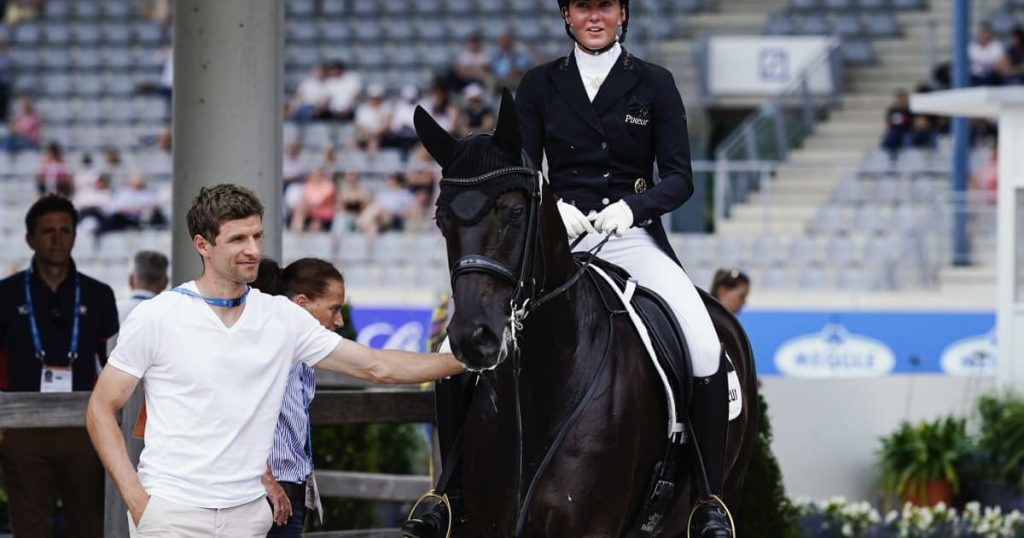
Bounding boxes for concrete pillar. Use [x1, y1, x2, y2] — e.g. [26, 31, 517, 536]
[170, 0, 283, 284]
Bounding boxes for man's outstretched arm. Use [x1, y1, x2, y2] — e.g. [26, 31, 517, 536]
[314, 337, 463, 384]
[86, 366, 149, 525]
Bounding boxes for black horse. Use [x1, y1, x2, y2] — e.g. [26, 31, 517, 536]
[413, 90, 758, 537]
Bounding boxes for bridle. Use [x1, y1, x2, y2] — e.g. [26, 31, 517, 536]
[443, 165, 608, 366]
[439, 163, 614, 537]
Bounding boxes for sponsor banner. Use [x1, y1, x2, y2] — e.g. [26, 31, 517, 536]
[351, 307, 433, 352]
[707, 36, 836, 96]
[351, 307, 997, 378]
[738, 310, 996, 377]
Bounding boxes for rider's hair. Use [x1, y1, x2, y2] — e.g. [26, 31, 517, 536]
[282, 258, 344, 301]
[185, 184, 264, 244]
[251, 258, 284, 296]
[710, 268, 750, 299]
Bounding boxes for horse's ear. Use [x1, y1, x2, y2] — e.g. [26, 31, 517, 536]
[492, 88, 522, 157]
[414, 106, 457, 167]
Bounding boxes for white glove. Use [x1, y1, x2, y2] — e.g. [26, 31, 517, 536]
[557, 199, 596, 238]
[591, 200, 634, 236]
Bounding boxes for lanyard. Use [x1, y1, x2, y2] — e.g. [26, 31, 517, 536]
[303, 366, 314, 463]
[24, 267, 81, 365]
[170, 285, 249, 308]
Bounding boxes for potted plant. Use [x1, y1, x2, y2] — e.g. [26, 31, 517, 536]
[877, 417, 972, 507]
[970, 392, 1024, 512]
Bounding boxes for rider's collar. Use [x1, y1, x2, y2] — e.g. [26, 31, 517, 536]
[574, 41, 621, 75]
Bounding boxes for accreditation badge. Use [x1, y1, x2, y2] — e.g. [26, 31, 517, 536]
[40, 366, 73, 393]
[306, 471, 324, 524]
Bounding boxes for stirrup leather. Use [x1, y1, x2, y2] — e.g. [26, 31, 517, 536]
[685, 495, 735, 538]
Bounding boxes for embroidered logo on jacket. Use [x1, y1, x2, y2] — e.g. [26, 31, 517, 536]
[625, 100, 652, 127]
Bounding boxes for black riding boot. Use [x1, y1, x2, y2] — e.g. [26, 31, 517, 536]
[688, 354, 733, 538]
[401, 374, 472, 538]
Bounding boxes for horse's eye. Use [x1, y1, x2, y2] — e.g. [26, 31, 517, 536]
[511, 207, 525, 219]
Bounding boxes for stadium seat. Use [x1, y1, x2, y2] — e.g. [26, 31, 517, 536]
[865, 12, 900, 37]
[825, 233, 856, 265]
[70, 1, 101, 19]
[840, 39, 875, 65]
[761, 265, 792, 290]
[794, 14, 831, 35]
[798, 264, 829, 289]
[791, 0, 821, 11]
[832, 14, 865, 37]
[287, 0, 316, 17]
[765, 12, 797, 35]
[891, 0, 923, 9]
[322, 0, 347, 16]
[823, 0, 855, 10]
[857, 0, 890, 8]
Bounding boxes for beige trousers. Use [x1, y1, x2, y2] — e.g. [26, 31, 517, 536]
[128, 495, 273, 537]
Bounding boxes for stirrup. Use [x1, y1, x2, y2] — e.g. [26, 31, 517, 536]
[685, 494, 735, 538]
[405, 490, 453, 538]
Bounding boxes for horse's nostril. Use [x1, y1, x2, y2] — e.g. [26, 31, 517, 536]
[471, 325, 497, 351]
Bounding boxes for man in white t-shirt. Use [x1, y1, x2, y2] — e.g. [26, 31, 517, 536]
[85, 184, 463, 537]
[969, 22, 1005, 85]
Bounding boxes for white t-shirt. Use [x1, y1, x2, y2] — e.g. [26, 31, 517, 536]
[107, 282, 342, 508]
[326, 72, 363, 114]
[969, 40, 1005, 76]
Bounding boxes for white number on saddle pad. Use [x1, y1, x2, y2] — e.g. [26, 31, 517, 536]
[726, 356, 742, 421]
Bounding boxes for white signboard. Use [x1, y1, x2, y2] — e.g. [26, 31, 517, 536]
[707, 36, 836, 97]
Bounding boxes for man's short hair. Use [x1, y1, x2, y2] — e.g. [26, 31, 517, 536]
[282, 258, 344, 301]
[185, 184, 264, 243]
[25, 194, 78, 234]
[132, 250, 169, 287]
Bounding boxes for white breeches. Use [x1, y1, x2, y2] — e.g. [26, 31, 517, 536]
[573, 228, 723, 377]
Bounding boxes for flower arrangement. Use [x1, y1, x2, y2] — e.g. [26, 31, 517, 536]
[794, 498, 1024, 537]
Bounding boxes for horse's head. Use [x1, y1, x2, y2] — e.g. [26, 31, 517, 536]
[415, 89, 563, 372]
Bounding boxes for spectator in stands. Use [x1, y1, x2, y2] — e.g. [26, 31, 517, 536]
[335, 170, 371, 232]
[357, 173, 415, 236]
[710, 268, 750, 316]
[456, 83, 495, 136]
[117, 251, 170, 324]
[970, 144, 999, 207]
[969, 22, 1005, 86]
[421, 79, 458, 133]
[998, 27, 1024, 85]
[880, 89, 912, 153]
[107, 172, 165, 231]
[491, 31, 534, 92]
[405, 144, 441, 202]
[73, 154, 102, 193]
[4, 0, 41, 25]
[138, 0, 172, 28]
[86, 184, 462, 536]
[263, 257, 348, 536]
[0, 195, 119, 538]
[383, 84, 421, 154]
[325, 60, 362, 121]
[100, 146, 128, 185]
[283, 139, 309, 186]
[450, 34, 490, 91]
[73, 174, 115, 235]
[5, 96, 42, 152]
[352, 84, 390, 157]
[319, 144, 341, 178]
[906, 115, 938, 149]
[290, 166, 336, 232]
[0, 36, 12, 123]
[288, 64, 332, 122]
[36, 141, 73, 197]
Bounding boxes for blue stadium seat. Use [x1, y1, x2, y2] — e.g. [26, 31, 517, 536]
[857, 0, 890, 8]
[100, 2, 132, 19]
[103, 22, 133, 45]
[446, 17, 482, 40]
[417, 19, 447, 40]
[835, 263, 869, 290]
[45, 1, 71, 19]
[71, 50, 102, 71]
[840, 39, 875, 65]
[798, 264, 829, 289]
[287, 0, 316, 17]
[322, 0, 347, 17]
[764, 12, 797, 35]
[795, 14, 830, 35]
[443, 0, 475, 15]
[135, 23, 164, 45]
[13, 74, 39, 94]
[12, 23, 42, 46]
[352, 0, 379, 15]
[75, 76, 104, 97]
[989, 12, 1016, 36]
[102, 48, 134, 70]
[832, 14, 865, 37]
[9, 48, 39, 67]
[865, 12, 899, 37]
[825, 233, 855, 265]
[70, 1, 101, 19]
[382, 20, 415, 41]
[790, 0, 821, 11]
[71, 23, 102, 45]
[321, 20, 351, 42]
[383, 0, 412, 15]
[286, 20, 318, 43]
[104, 74, 136, 96]
[39, 48, 72, 70]
[352, 20, 382, 42]
[823, 0, 855, 10]
[761, 265, 791, 290]
[891, 0, 922, 9]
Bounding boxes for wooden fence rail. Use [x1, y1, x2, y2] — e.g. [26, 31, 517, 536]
[0, 390, 436, 537]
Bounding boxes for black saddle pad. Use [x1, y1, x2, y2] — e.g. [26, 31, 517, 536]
[574, 254, 693, 418]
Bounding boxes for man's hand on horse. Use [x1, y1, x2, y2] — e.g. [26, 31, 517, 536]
[557, 199, 597, 238]
[592, 200, 633, 237]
